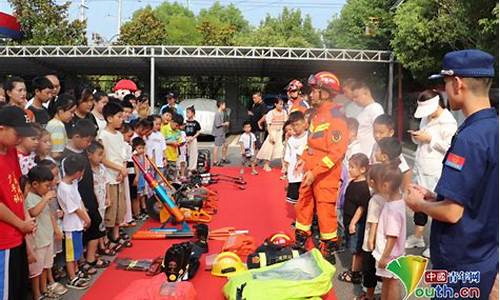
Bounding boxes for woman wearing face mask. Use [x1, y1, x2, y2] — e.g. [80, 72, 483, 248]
[405, 90, 457, 258]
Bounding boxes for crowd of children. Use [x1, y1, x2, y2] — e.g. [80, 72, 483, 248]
[0, 76, 204, 300]
[277, 75, 461, 300]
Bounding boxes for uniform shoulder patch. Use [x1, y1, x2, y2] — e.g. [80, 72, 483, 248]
[445, 152, 465, 171]
[331, 130, 342, 143]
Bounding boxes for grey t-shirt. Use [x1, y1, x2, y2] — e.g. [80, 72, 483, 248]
[26, 192, 54, 249]
[212, 111, 225, 137]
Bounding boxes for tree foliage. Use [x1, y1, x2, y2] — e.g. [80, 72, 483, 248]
[236, 7, 322, 47]
[391, 0, 498, 80]
[154, 2, 201, 45]
[322, 0, 394, 49]
[8, 0, 86, 45]
[118, 6, 167, 45]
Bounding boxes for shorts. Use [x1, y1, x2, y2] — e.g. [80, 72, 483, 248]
[29, 244, 54, 278]
[214, 135, 226, 147]
[362, 250, 379, 288]
[241, 155, 256, 167]
[286, 182, 301, 204]
[83, 209, 105, 243]
[0, 242, 29, 300]
[64, 231, 83, 262]
[105, 183, 126, 227]
[344, 222, 365, 254]
[128, 173, 137, 200]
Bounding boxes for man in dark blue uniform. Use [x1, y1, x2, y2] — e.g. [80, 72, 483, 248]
[406, 49, 498, 299]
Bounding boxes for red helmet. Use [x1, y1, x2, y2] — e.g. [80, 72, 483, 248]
[286, 80, 303, 92]
[308, 71, 341, 94]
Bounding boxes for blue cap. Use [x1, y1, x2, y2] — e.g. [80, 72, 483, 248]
[429, 49, 495, 79]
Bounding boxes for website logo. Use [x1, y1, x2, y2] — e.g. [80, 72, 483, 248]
[387, 256, 481, 299]
[387, 255, 428, 300]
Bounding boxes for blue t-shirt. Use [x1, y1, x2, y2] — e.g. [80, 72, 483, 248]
[431, 108, 498, 271]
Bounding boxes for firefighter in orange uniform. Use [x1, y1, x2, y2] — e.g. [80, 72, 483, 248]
[286, 79, 310, 113]
[294, 71, 348, 265]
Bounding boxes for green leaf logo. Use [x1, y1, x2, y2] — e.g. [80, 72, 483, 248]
[387, 255, 428, 300]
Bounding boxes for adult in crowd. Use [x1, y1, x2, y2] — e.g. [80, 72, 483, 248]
[26, 74, 61, 114]
[406, 49, 498, 299]
[159, 93, 179, 115]
[248, 91, 268, 149]
[350, 81, 384, 156]
[341, 78, 363, 118]
[70, 88, 97, 128]
[405, 89, 457, 258]
[3, 76, 34, 122]
[0, 83, 5, 102]
[27, 76, 53, 127]
[286, 79, 309, 113]
[91, 91, 109, 133]
[256, 97, 288, 172]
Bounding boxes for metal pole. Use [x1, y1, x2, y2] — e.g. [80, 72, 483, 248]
[397, 63, 404, 141]
[387, 52, 394, 115]
[150, 50, 155, 109]
[79, 0, 88, 22]
[117, 0, 123, 35]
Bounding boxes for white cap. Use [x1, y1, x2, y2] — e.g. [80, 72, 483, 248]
[414, 95, 439, 118]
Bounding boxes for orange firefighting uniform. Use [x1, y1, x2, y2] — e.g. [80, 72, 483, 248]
[288, 97, 309, 114]
[295, 101, 348, 241]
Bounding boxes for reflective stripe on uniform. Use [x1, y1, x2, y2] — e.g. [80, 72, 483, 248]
[322, 156, 335, 169]
[295, 221, 311, 232]
[313, 123, 330, 133]
[320, 231, 337, 240]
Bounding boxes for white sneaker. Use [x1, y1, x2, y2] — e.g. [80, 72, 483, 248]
[422, 248, 430, 258]
[47, 282, 68, 296]
[405, 234, 425, 248]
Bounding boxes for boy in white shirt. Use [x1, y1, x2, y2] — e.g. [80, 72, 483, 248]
[98, 102, 131, 248]
[351, 81, 384, 156]
[370, 114, 412, 189]
[284, 111, 308, 204]
[145, 115, 166, 173]
[238, 121, 258, 175]
[57, 155, 91, 290]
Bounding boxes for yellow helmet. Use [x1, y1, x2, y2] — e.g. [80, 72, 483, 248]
[211, 252, 247, 277]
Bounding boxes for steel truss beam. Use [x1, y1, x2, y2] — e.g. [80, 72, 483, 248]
[0, 46, 392, 63]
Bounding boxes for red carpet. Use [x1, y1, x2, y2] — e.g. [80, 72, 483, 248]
[83, 167, 336, 300]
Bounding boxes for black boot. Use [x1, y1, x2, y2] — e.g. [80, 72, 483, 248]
[193, 224, 209, 254]
[294, 229, 309, 251]
[321, 240, 337, 265]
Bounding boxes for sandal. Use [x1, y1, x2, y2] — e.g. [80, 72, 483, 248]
[79, 262, 98, 275]
[338, 270, 362, 284]
[97, 244, 116, 256]
[111, 237, 132, 248]
[88, 258, 110, 269]
[119, 229, 130, 240]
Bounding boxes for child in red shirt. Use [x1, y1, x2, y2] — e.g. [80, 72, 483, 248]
[0, 106, 37, 300]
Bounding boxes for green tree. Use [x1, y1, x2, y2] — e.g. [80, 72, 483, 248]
[236, 7, 322, 47]
[118, 6, 167, 45]
[8, 0, 86, 45]
[322, 0, 394, 49]
[196, 2, 249, 46]
[391, 0, 498, 80]
[154, 2, 202, 45]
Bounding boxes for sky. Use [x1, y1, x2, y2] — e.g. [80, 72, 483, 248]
[0, 0, 346, 42]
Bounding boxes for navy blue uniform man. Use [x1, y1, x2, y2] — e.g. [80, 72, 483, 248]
[406, 49, 498, 300]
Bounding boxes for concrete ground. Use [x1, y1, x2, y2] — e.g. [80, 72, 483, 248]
[66, 136, 429, 300]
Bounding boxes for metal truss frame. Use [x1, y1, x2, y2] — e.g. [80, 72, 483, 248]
[0, 45, 393, 63]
